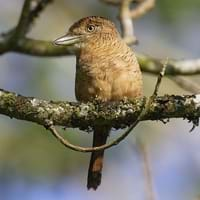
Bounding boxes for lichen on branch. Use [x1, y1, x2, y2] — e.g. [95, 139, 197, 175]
[0, 89, 199, 131]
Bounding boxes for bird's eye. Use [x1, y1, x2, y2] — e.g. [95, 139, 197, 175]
[87, 25, 95, 32]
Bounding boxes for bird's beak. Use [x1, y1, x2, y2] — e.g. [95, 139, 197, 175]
[53, 34, 83, 46]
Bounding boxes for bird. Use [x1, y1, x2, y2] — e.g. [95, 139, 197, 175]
[54, 16, 143, 190]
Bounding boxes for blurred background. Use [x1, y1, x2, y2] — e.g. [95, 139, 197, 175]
[0, 0, 200, 199]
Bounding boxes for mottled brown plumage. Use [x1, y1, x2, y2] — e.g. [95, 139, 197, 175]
[54, 16, 143, 190]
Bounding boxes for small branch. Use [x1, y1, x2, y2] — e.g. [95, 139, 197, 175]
[153, 58, 167, 96]
[0, 0, 53, 53]
[0, 0, 32, 51]
[138, 54, 200, 76]
[130, 0, 155, 19]
[12, 0, 53, 37]
[120, 0, 137, 44]
[14, 0, 32, 38]
[27, 0, 53, 31]
[47, 124, 127, 153]
[101, 0, 155, 44]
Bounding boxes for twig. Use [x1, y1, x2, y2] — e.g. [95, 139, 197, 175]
[101, 0, 156, 45]
[14, 0, 32, 38]
[15, 0, 53, 37]
[153, 59, 168, 97]
[130, 0, 155, 19]
[0, 0, 32, 48]
[120, 0, 137, 44]
[0, 0, 53, 50]
[170, 76, 200, 94]
[27, 0, 53, 32]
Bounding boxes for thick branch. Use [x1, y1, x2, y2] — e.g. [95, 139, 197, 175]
[0, 89, 199, 130]
[14, 38, 75, 56]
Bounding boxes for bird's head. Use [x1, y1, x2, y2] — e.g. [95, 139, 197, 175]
[54, 16, 120, 50]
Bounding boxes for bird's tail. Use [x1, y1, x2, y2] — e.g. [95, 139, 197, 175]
[87, 126, 110, 190]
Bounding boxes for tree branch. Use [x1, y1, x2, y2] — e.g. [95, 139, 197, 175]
[12, 0, 53, 37]
[14, 0, 32, 38]
[119, 0, 138, 44]
[27, 0, 53, 31]
[138, 54, 200, 75]
[102, 0, 155, 44]
[0, 0, 54, 53]
[13, 38, 75, 56]
[1, 38, 200, 76]
[130, 0, 155, 19]
[0, 89, 199, 130]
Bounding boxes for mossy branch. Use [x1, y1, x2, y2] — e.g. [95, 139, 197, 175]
[0, 89, 199, 130]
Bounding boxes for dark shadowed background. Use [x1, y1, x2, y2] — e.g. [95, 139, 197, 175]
[0, 0, 200, 199]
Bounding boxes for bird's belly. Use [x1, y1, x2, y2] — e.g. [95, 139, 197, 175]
[75, 77, 111, 102]
[75, 64, 143, 102]
[75, 76, 142, 102]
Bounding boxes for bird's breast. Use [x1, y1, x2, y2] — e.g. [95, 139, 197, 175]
[75, 42, 143, 102]
[75, 63, 112, 101]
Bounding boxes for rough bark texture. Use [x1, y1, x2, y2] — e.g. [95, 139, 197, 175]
[0, 89, 199, 130]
